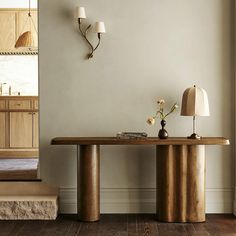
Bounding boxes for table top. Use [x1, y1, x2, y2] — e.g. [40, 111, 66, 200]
[51, 137, 230, 146]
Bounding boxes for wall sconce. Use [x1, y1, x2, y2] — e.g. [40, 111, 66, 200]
[76, 7, 106, 59]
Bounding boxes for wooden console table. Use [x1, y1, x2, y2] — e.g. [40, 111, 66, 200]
[51, 137, 229, 222]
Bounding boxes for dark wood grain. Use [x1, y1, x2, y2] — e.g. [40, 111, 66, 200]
[76, 221, 99, 236]
[99, 214, 127, 236]
[51, 137, 230, 146]
[127, 214, 138, 236]
[0, 220, 25, 235]
[182, 224, 198, 236]
[0, 214, 235, 236]
[206, 214, 236, 235]
[137, 214, 159, 236]
[39, 216, 73, 236]
[193, 221, 220, 236]
[13, 220, 47, 236]
[157, 222, 188, 236]
[78, 145, 100, 222]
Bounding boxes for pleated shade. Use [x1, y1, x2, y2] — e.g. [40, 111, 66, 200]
[181, 86, 210, 116]
[15, 31, 35, 49]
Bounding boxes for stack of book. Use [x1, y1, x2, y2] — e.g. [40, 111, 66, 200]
[116, 132, 148, 139]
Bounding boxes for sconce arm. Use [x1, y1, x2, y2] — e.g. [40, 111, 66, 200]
[78, 20, 94, 53]
[93, 34, 101, 52]
[87, 36, 101, 59]
[77, 19, 103, 59]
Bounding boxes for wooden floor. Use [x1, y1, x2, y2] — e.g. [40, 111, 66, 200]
[0, 214, 235, 236]
[0, 159, 38, 180]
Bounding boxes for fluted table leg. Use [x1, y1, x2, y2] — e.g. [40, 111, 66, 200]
[156, 145, 205, 222]
[77, 145, 100, 221]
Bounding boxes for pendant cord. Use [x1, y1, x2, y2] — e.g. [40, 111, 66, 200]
[28, 0, 31, 16]
[28, 0, 38, 34]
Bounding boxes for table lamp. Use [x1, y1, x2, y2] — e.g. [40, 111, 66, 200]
[181, 85, 210, 139]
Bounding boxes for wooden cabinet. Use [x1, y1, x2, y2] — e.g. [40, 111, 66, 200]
[9, 111, 38, 148]
[0, 11, 16, 52]
[0, 112, 6, 148]
[0, 9, 37, 54]
[10, 112, 33, 148]
[0, 96, 38, 150]
[33, 112, 39, 148]
[0, 100, 6, 109]
[9, 100, 31, 110]
[34, 100, 38, 110]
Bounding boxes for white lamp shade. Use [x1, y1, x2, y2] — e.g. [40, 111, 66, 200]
[181, 85, 210, 116]
[76, 7, 86, 19]
[95, 22, 106, 33]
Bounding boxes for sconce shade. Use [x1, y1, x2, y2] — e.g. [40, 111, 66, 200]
[15, 31, 35, 49]
[95, 22, 106, 33]
[76, 7, 86, 19]
[181, 85, 210, 116]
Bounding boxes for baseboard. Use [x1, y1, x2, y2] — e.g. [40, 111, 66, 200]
[59, 187, 233, 214]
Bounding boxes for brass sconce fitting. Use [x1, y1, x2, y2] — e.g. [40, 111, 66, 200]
[76, 7, 106, 59]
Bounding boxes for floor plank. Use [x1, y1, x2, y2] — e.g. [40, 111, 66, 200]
[99, 214, 127, 236]
[0, 214, 235, 236]
[39, 216, 73, 236]
[64, 215, 81, 236]
[182, 224, 198, 236]
[157, 222, 188, 236]
[193, 221, 221, 236]
[77, 221, 99, 236]
[207, 214, 236, 235]
[0, 220, 25, 236]
[137, 214, 159, 236]
[13, 220, 47, 236]
[127, 214, 137, 236]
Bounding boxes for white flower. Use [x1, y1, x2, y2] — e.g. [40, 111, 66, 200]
[174, 104, 179, 109]
[147, 117, 155, 125]
[157, 99, 165, 105]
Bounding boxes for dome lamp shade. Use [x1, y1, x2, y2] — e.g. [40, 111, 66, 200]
[181, 85, 210, 139]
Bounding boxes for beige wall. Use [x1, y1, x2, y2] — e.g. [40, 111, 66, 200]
[39, 0, 233, 213]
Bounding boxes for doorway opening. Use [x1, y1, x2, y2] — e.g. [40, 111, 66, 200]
[0, 0, 39, 180]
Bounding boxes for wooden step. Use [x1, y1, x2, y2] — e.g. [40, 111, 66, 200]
[0, 182, 58, 220]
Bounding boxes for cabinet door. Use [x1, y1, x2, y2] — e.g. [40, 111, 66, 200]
[17, 10, 38, 48]
[10, 112, 33, 148]
[0, 12, 16, 52]
[33, 112, 39, 148]
[0, 112, 6, 148]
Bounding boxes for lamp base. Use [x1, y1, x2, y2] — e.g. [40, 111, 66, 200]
[187, 133, 201, 140]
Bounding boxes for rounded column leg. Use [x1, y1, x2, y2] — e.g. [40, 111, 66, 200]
[156, 145, 205, 222]
[78, 145, 100, 221]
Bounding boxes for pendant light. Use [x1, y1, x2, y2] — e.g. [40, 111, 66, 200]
[15, 0, 38, 50]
